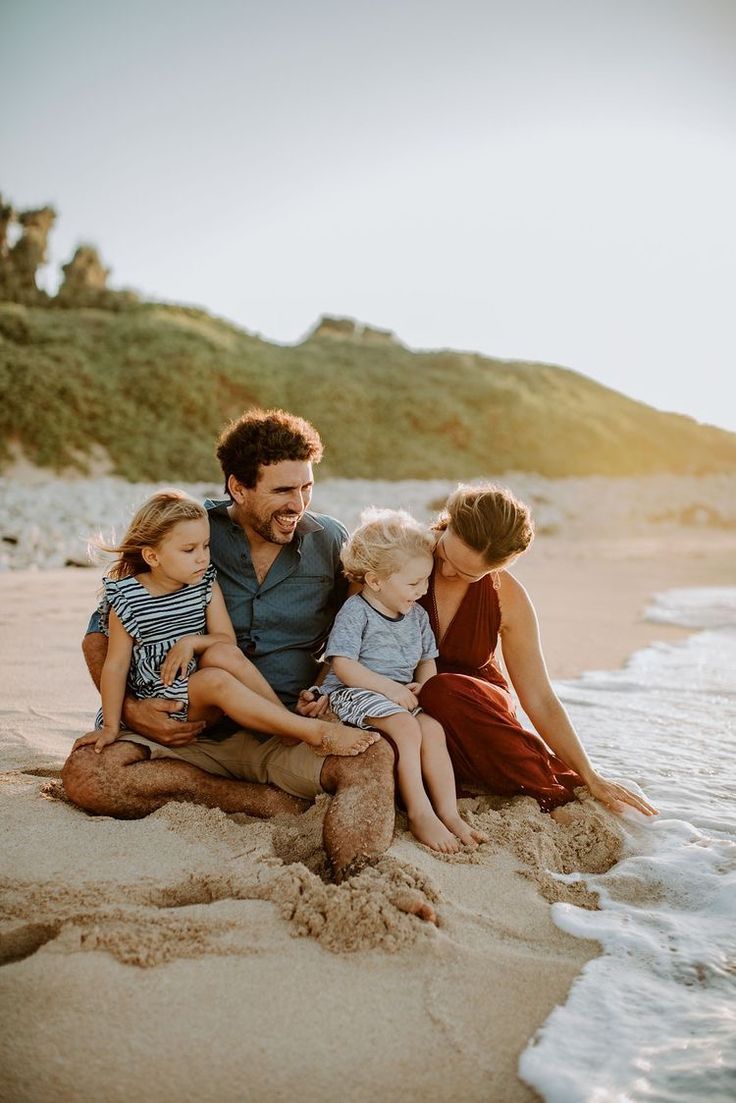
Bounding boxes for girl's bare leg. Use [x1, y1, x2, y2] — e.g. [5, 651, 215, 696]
[198, 642, 284, 707]
[187, 668, 378, 757]
[417, 714, 488, 847]
[367, 713, 459, 853]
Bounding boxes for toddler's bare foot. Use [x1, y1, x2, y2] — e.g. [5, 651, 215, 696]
[440, 812, 489, 848]
[391, 888, 438, 925]
[314, 721, 379, 757]
[408, 810, 460, 854]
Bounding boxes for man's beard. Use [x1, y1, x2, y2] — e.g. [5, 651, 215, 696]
[250, 510, 301, 545]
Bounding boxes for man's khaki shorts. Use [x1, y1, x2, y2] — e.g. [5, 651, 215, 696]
[120, 729, 325, 800]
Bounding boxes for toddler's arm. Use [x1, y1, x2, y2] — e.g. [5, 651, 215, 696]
[412, 658, 438, 694]
[331, 656, 419, 711]
[74, 610, 133, 753]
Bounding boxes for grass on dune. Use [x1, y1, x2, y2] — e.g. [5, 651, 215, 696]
[1, 300, 734, 482]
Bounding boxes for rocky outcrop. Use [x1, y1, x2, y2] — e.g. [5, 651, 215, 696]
[307, 315, 401, 346]
[59, 245, 109, 294]
[0, 197, 56, 304]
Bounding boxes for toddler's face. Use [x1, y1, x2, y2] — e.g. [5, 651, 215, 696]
[374, 554, 433, 616]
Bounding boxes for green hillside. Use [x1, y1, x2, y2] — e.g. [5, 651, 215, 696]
[1, 301, 734, 481]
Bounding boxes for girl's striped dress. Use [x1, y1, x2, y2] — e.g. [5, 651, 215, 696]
[94, 564, 216, 727]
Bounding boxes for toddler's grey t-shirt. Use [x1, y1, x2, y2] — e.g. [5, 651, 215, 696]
[321, 593, 438, 695]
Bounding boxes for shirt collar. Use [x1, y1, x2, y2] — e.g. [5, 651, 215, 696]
[296, 512, 324, 536]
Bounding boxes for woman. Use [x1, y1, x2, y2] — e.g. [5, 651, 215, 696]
[416, 483, 656, 816]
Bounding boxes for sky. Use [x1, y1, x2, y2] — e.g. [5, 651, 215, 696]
[2, 0, 735, 431]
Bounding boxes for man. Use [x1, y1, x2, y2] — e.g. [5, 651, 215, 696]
[62, 409, 396, 882]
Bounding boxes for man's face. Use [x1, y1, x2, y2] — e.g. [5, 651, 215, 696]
[231, 460, 314, 545]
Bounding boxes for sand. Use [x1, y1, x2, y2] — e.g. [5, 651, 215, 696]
[1, 521, 735, 1103]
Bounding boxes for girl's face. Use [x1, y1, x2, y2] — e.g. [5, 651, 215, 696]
[145, 517, 211, 586]
[367, 553, 433, 617]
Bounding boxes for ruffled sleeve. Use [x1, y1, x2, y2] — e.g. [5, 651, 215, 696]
[203, 563, 217, 607]
[98, 576, 141, 640]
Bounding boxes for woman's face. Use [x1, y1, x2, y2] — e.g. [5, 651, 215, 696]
[436, 528, 519, 582]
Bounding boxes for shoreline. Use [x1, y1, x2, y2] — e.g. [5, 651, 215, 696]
[511, 529, 736, 680]
[1, 534, 734, 1102]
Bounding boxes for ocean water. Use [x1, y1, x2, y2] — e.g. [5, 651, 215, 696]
[520, 588, 736, 1103]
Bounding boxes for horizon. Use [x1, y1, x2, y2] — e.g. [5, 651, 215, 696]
[2, 0, 735, 433]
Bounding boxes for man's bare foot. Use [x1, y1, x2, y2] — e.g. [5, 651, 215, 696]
[314, 721, 379, 757]
[408, 809, 460, 853]
[440, 811, 489, 848]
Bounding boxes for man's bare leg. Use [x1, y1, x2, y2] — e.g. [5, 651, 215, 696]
[61, 741, 307, 819]
[319, 740, 437, 923]
[318, 739, 396, 881]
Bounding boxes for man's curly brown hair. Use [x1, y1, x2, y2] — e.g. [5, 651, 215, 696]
[216, 408, 324, 492]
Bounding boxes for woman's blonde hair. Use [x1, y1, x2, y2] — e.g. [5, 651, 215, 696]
[341, 507, 435, 583]
[99, 489, 208, 579]
[433, 483, 534, 567]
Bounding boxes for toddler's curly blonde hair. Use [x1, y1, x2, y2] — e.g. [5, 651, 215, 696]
[341, 508, 435, 583]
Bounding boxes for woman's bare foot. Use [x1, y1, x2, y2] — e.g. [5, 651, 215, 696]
[550, 803, 577, 825]
[408, 809, 461, 853]
[314, 721, 379, 757]
[440, 811, 489, 848]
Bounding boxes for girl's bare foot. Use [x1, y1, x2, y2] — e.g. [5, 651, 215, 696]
[408, 809, 461, 854]
[314, 721, 379, 757]
[440, 812, 489, 848]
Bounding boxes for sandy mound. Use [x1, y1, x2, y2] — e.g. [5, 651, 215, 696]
[2, 771, 622, 970]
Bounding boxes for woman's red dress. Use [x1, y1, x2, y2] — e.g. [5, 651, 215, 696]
[418, 567, 582, 811]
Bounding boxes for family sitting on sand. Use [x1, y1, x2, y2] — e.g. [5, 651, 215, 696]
[62, 408, 656, 882]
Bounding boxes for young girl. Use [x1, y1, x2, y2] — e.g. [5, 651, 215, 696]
[74, 490, 376, 758]
[319, 508, 488, 853]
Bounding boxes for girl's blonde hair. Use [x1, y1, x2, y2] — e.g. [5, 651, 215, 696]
[341, 507, 435, 583]
[433, 483, 534, 567]
[100, 489, 208, 579]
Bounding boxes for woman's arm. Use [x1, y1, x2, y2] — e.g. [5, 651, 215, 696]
[498, 573, 657, 816]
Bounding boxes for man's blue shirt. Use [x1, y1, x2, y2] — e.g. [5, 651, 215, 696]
[204, 499, 348, 706]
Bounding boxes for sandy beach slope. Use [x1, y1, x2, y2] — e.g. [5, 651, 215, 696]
[1, 525, 734, 1103]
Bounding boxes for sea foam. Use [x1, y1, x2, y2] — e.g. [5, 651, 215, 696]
[520, 588, 736, 1102]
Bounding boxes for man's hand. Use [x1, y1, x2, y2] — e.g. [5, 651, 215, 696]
[121, 697, 205, 746]
[160, 637, 196, 686]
